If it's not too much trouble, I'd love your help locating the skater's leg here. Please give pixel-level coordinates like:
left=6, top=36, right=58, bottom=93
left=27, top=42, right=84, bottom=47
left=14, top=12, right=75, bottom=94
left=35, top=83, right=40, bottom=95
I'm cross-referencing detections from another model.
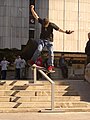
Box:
left=45, top=41, right=55, bottom=72
left=31, top=39, right=44, bottom=63
left=46, top=41, right=54, bottom=66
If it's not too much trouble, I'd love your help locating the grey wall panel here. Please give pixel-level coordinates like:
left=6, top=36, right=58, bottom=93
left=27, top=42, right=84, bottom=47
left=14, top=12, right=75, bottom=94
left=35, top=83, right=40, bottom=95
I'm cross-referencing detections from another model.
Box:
left=0, top=0, right=29, bottom=49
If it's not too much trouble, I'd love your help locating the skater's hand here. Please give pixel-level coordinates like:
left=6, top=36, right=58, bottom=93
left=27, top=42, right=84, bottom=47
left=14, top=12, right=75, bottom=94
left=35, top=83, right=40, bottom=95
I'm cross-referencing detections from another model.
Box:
left=65, top=30, right=74, bottom=34
left=30, top=5, right=34, bottom=9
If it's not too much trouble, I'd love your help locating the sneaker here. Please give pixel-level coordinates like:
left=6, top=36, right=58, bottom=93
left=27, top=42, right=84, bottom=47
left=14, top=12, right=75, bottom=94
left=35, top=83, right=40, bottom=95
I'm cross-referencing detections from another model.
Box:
left=28, top=60, right=35, bottom=66
left=48, top=66, right=55, bottom=73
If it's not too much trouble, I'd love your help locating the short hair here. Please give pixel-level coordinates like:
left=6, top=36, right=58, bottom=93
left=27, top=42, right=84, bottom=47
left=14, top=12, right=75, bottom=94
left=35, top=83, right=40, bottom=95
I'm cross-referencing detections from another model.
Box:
left=43, top=18, right=49, bottom=27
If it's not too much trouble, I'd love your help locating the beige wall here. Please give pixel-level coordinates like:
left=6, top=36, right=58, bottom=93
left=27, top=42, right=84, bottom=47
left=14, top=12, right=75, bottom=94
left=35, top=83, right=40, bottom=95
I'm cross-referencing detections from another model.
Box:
left=35, top=0, right=90, bottom=53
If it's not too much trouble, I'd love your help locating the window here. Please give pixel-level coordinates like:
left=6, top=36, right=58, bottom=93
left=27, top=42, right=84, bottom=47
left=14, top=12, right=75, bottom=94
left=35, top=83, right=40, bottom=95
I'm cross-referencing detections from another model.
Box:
left=29, top=30, right=34, bottom=39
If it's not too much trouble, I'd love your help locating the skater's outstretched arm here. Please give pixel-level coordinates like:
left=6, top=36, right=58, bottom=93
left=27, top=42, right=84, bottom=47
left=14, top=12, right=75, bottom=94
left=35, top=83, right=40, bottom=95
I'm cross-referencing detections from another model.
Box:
left=30, top=5, right=39, bottom=20
left=58, top=28, right=74, bottom=34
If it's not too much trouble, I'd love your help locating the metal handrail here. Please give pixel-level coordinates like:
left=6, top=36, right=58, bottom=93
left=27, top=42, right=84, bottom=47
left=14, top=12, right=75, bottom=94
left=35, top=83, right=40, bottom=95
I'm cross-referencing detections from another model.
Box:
left=32, top=64, right=55, bottom=110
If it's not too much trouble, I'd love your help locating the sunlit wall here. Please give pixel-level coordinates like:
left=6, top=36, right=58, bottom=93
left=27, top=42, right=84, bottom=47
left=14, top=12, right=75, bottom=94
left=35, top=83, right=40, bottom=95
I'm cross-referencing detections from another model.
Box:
left=35, top=0, right=90, bottom=53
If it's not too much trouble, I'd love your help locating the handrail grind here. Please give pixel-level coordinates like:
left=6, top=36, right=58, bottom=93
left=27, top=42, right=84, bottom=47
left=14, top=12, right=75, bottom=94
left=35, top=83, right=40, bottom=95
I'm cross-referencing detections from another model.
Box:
left=32, top=64, right=55, bottom=111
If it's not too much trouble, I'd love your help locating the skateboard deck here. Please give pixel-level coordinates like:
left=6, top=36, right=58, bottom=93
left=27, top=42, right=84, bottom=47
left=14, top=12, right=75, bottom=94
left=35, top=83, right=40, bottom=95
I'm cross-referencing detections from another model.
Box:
left=32, top=64, right=55, bottom=74
left=21, top=39, right=38, bottom=61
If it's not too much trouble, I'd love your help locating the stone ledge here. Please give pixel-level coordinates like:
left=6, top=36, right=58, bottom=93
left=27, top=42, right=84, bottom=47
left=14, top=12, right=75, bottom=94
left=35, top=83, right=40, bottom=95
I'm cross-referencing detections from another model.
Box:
left=85, top=64, right=90, bottom=83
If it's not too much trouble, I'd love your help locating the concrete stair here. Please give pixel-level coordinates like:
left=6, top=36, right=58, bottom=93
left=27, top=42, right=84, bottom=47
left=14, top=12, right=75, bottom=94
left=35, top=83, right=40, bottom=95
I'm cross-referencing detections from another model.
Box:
left=0, top=80, right=90, bottom=112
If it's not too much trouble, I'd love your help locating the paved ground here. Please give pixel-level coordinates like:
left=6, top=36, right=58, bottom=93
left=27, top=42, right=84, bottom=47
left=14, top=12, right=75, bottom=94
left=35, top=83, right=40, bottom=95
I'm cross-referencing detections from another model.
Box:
left=0, top=112, right=90, bottom=120
left=68, top=80, right=90, bottom=102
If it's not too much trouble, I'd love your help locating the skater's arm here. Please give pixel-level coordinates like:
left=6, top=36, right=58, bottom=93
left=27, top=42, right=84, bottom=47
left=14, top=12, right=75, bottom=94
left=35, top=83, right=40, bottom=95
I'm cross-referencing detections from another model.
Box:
left=58, top=28, right=66, bottom=33
left=52, top=23, right=74, bottom=34
left=30, top=5, right=39, bottom=20
left=58, top=28, right=74, bottom=34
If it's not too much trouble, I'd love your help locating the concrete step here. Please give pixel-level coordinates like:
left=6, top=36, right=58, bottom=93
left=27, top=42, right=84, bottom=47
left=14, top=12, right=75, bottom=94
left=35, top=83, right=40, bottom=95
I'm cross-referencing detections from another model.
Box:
left=0, top=96, right=81, bottom=102
left=56, top=102, right=88, bottom=108
left=0, top=88, right=78, bottom=95
left=0, top=90, right=79, bottom=96
left=0, top=84, right=71, bottom=90
left=0, top=80, right=89, bottom=112
left=0, top=84, right=44, bottom=90
left=1, top=80, right=70, bottom=86
left=36, top=80, right=70, bottom=85
left=0, top=107, right=42, bottom=112
left=0, top=102, right=50, bottom=108
left=1, top=107, right=90, bottom=113
left=0, top=101, right=88, bottom=108
left=61, top=108, right=90, bottom=112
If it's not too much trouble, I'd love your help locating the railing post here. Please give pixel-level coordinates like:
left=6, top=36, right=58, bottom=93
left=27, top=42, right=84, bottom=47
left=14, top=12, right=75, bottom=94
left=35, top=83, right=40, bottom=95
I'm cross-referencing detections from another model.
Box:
left=51, top=83, right=55, bottom=110
left=32, top=64, right=55, bottom=111
left=38, top=69, right=55, bottom=110
left=33, top=64, right=37, bottom=83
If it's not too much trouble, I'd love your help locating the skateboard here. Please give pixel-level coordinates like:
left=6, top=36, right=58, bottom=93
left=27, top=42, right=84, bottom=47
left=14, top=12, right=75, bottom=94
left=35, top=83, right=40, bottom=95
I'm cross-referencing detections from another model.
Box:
left=32, top=64, right=55, bottom=74
left=21, top=39, right=38, bottom=61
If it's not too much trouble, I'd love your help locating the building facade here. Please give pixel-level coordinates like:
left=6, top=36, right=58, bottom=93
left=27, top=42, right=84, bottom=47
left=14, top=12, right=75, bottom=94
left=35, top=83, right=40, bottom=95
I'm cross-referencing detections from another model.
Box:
left=0, top=0, right=90, bottom=53
left=0, top=0, right=29, bottom=49
left=34, top=0, right=90, bottom=53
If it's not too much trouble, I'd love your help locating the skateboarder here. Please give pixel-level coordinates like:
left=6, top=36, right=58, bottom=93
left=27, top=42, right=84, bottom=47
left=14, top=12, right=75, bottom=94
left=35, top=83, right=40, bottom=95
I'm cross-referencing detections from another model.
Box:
left=30, top=5, right=74, bottom=72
